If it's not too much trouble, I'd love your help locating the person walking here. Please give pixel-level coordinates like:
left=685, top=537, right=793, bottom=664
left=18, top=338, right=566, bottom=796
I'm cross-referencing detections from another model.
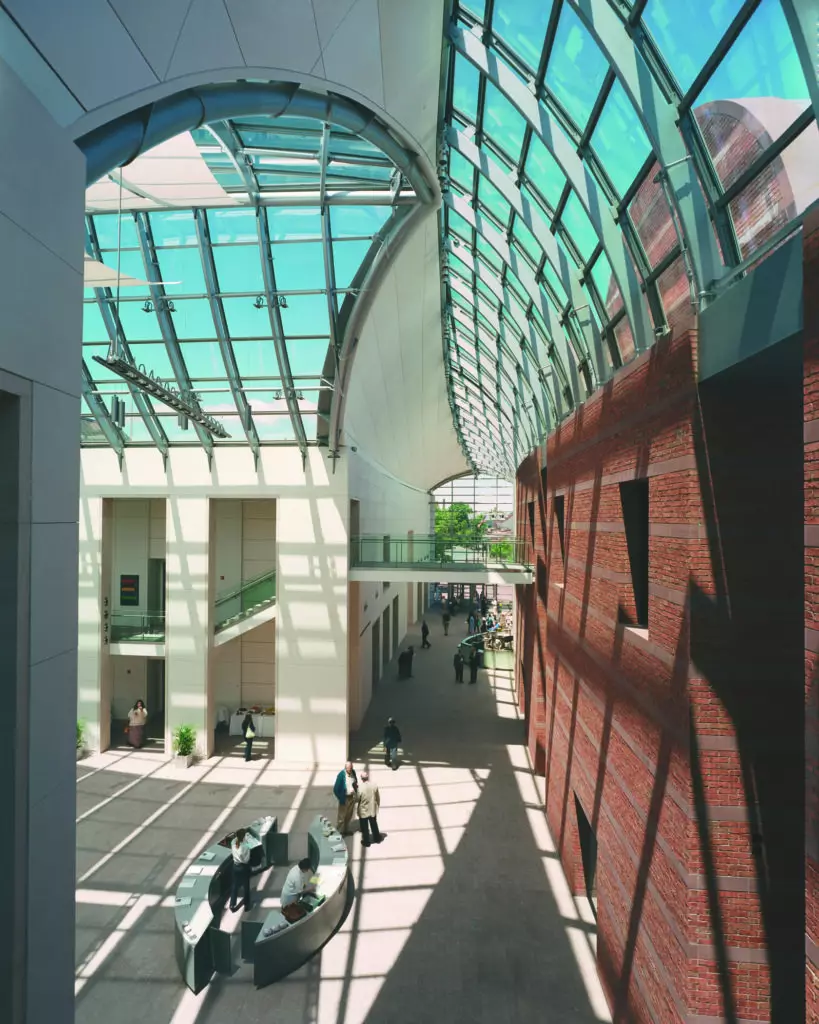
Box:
left=240, top=711, right=256, bottom=761
left=127, top=700, right=148, bottom=748
left=356, top=770, right=382, bottom=847
left=421, top=620, right=431, bottom=648
left=442, top=608, right=451, bottom=636
left=383, top=717, right=402, bottom=769
left=333, top=761, right=358, bottom=834
left=468, top=648, right=479, bottom=684
left=468, top=612, right=475, bottom=635
left=228, top=827, right=253, bottom=912
left=454, top=650, right=464, bottom=683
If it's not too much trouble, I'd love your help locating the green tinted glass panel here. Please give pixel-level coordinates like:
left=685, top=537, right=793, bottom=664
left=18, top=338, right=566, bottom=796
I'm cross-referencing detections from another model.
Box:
left=492, top=0, right=553, bottom=71
left=544, top=6, right=608, bottom=129
left=525, top=134, right=565, bottom=208
left=483, top=83, right=526, bottom=162
left=478, top=175, right=511, bottom=226
left=118, top=301, right=163, bottom=341
left=94, top=214, right=139, bottom=250
left=334, top=239, right=372, bottom=289
left=100, top=250, right=148, bottom=294
left=83, top=303, right=109, bottom=343
left=212, top=245, right=264, bottom=294
left=560, top=192, right=598, bottom=262
left=271, top=242, right=324, bottom=291
left=150, top=210, right=198, bottom=246
left=222, top=298, right=268, bottom=338
left=170, top=299, right=216, bottom=340
left=179, top=341, right=224, bottom=377
left=232, top=340, right=280, bottom=377
left=279, top=293, right=330, bottom=335
left=330, top=205, right=390, bottom=238
left=476, top=235, right=502, bottom=270
left=128, top=342, right=176, bottom=379
left=448, top=209, right=474, bottom=241
left=590, top=79, right=652, bottom=195
left=207, top=208, right=259, bottom=244
left=643, top=0, right=744, bottom=94
left=157, top=247, right=207, bottom=296
left=512, top=216, right=540, bottom=263
left=267, top=207, right=321, bottom=240
left=453, top=53, right=481, bottom=121
left=450, top=150, right=476, bottom=191
left=284, top=338, right=329, bottom=375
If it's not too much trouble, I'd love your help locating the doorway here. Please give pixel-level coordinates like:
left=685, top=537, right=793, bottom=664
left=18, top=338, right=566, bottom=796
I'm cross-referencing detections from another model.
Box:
left=382, top=607, right=390, bottom=673
left=147, top=659, right=165, bottom=743
left=371, top=619, right=380, bottom=688
left=574, top=794, right=598, bottom=915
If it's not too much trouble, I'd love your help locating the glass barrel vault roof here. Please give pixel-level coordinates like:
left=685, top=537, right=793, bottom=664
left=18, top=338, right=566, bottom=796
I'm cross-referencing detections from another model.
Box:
left=440, top=0, right=819, bottom=477
left=81, top=114, right=418, bottom=461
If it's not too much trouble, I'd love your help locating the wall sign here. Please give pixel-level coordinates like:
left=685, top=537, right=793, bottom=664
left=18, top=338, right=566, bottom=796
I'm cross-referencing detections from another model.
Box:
left=120, top=574, right=139, bottom=606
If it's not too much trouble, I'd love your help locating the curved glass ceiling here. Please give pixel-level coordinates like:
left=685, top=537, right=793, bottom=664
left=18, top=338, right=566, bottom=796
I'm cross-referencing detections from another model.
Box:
left=81, top=114, right=418, bottom=461
left=441, top=0, right=819, bottom=476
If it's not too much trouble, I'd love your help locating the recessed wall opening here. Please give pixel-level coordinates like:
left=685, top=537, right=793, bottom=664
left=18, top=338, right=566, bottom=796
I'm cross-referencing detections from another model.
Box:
left=618, top=478, right=649, bottom=628
left=574, top=794, right=598, bottom=917
left=554, top=494, right=566, bottom=564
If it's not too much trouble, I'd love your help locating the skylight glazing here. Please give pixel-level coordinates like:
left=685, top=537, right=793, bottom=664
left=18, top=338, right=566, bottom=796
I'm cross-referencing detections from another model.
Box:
left=82, top=114, right=418, bottom=460
left=441, top=0, right=819, bottom=477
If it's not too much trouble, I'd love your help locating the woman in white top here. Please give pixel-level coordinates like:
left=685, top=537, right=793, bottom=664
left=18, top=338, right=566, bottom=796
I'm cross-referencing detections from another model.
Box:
left=229, top=828, right=253, bottom=913
left=127, top=700, right=147, bottom=749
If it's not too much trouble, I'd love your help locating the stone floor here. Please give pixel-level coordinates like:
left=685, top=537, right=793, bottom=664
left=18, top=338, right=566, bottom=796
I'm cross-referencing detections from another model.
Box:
left=75, top=609, right=611, bottom=1024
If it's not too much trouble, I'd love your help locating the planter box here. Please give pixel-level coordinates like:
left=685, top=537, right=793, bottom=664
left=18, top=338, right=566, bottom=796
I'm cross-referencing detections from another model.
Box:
left=173, top=753, right=194, bottom=769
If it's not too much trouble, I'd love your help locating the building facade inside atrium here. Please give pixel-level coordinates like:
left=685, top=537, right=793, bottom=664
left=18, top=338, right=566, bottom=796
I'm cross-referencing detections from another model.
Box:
left=0, top=1, right=816, bottom=1022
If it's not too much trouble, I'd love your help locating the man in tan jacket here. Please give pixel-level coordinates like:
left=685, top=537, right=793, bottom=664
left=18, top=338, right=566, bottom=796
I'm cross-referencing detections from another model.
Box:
left=356, top=770, right=382, bottom=847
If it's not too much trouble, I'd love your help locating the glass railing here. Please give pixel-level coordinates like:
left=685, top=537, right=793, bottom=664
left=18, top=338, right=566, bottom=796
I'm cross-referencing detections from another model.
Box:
left=110, top=611, right=166, bottom=643
left=214, top=569, right=277, bottom=632
left=350, top=534, right=532, bottom=569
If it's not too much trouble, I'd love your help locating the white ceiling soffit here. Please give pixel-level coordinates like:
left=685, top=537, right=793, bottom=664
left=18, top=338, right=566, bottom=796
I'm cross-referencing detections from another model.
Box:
left=85, top=132, right=234, bottom=211
left=343, top=210, right=469, bottom=491
left=83, top=256, right=151, bottom=287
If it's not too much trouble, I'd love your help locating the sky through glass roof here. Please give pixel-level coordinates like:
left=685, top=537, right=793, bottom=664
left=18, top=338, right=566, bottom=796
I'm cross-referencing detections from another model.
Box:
left=440, top=0, right=819, bottom=477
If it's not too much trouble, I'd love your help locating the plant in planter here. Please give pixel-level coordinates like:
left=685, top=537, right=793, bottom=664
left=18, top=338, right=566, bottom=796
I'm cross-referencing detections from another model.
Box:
left=172, top=724, right=197, bottom=767
left=76, top=719, right=87, bottom=760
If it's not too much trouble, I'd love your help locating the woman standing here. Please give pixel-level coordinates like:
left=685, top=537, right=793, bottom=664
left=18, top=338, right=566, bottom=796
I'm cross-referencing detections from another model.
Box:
left=241, top=712, right=256, bottom=762
left=127, top=700, right=148, bottom=748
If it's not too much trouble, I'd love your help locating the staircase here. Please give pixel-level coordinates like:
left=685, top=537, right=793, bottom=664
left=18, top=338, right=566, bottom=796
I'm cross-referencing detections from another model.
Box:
left=213, top=569, right=277, bottom=645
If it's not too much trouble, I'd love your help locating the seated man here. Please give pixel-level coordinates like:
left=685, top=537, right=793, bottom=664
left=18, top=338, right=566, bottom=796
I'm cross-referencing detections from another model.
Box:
left=280, top=857, right=316, bottom=909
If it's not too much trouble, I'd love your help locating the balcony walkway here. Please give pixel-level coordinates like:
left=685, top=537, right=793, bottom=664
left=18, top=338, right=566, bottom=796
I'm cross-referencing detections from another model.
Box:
left=350, top=535, right=534, bottom=585
left=74, top=610, right=609, bottom=1024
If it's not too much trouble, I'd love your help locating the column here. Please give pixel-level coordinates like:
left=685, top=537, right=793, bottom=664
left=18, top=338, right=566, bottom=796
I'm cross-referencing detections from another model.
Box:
left=165, top=497, right=213, bottom=757
left=77, top=496, right=113, bottom=751
left=276, top=491, right=348, bottom=763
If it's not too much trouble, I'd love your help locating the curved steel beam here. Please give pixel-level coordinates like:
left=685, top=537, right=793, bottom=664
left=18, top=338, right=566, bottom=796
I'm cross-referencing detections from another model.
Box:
left=449, top=31, right=654, bottom=361
left=77, top=82, right=435, bottom=204
left=446, top=191, right=581, bottom=410
left=564, top=0, right=724, bottom=292
left=447, top=125, right=612, bottom=381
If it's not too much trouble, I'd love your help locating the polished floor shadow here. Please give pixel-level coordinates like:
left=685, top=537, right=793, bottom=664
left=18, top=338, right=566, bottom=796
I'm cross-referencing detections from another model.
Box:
left=75, top=608, right=610, bottom=1024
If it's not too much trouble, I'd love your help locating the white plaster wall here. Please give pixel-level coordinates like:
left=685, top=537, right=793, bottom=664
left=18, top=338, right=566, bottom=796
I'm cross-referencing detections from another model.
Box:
left=214, top=499, right=242, bottom=594
left=213, top=618, right=275, bottom=713
left=243, top=499, right=276, bottom=581
left=148, top=498, right=165, bottom=558
left=0, top=47, right=85, bottom=1024
left=77, top=495, right=112, bottom=751
left=111, top=499, right=150, bottom=613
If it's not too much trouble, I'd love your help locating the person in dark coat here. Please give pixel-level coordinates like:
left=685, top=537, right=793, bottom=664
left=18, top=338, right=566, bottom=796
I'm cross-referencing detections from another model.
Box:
left=421, top=620, right=431, bottom=648
left=480, top=595, right=488, bottom=617
left=406, top=645, right=415, bottom=676
left=241, top=712, right=255, bottom=761
left=454, top=651, right=464, bottom=683
left=468, top=648, right=479, bottom=684
left=333, top=761, right=359, bottom=834
left=383, top=718, right=402, bottom=768
left=397, top=649, right=409, bottom=679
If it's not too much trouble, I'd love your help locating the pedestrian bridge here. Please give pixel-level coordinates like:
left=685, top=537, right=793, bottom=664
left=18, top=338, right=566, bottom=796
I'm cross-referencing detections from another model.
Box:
left=348, top=535, right=534, bottom=585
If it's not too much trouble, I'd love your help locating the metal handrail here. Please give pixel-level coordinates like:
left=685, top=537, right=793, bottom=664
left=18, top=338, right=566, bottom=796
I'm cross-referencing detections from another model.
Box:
left=214, top=568, right=277, bottom=607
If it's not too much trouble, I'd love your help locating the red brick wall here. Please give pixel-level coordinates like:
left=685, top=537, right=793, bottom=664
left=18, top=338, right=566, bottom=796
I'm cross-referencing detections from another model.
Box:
left=804, top=205, right=819, bottom=1024
left=517, top=314, right=807, bottom=1021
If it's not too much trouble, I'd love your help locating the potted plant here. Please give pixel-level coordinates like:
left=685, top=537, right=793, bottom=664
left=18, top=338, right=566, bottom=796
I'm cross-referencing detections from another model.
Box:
left=76, top=719, right=86, bottom=761
left=172, top=724, right=197, bottom=768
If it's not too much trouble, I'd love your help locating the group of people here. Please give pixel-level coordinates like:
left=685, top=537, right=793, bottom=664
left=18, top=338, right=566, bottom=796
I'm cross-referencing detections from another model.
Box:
left=227, top=827, right=317, bottom=918
left=333, top=759, right=384, bottom=847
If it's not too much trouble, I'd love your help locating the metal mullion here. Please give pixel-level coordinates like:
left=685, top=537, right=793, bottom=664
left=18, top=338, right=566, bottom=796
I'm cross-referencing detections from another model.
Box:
left=82, top=362, right=125, bottom=457
left=192, top=209, right=260, bottom=460
left=534, top=0, right=566, bottom=88
left=482, top=0, right=496, bottom=40
left=716, top=107, right=815, bottom=211
left=643, top=242, right=683, bottom=287
left=85, top=217, right=169, bottom=458
left=626, top=0, right=649, bottom=25
left=578, top=69, right=615, bottom=153
left=257, top=209, right=309, bottom=459
left=319, top=124, right=341, bottom=355
left=678, top=0, right=763, bottom=116
left=207, top=123, right=260, bottom=202
left=617, top=151, right=656, bottom=215
left=135, top=211, right=214, bottom=457
left=551, top=182, right=571, bottom=230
